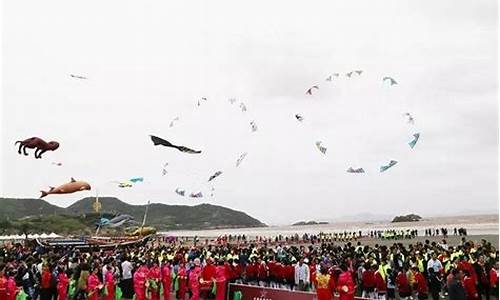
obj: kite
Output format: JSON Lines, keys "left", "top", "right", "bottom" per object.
{"left": 169, "top": 117, "right": 179, "bottom": 128}
{"left": 190, "top": 191, "right": 203, "bottom": 198}
{"left": 197, "top": 97, "right": 208, "bottom": 107}
{"left": 162, "top": 163, "right": 168, "bottom": 176}
{"left": 355, "top": 70, "right": 363, "bottom": 75}
{"left": 130, "top": 177, "right": 144, "bottom": 183}
{"left": 70, "top": 74, "right": 87, "bottom": 80}
{"left": 118, "top": 182, "right": 133, "bottom": 188}
{"left": 383, "top": 77, "right": 398, "bottom": 85}
{"left": 326, "top": 73, "right": 339, "bottom": 81}
{"left": 346, "top": 72, "right": 353, "bottom": 78}
{"left": 380, "top": 160, "right": 398, "bottom": 173}
{"left": 250, "top": 121, "right": 258, "bottom": 132}
{"left": 208, "top": 171, "right": 223, "bottom": 182}
{"left": 175, "top": 188, "right": 186, "bottom": 196}
{"left": 240, "top": 103, "right": 247, "bottom": 112}
{"left": 306, "top": 85, "right": 319, "bottom": 95}
{"left": 347, "top": 167, "right": 365, "bottom": 174}
{"left": 52, "top": 162, "right": 62, "bottom": 166}
{"left": 40, "top": 177, "right": 91, "bottom": 198}
{"left": 15, "top": 137, "right": 60, "bottom": 159}
{"left": 408, "top": 133, "right": 420, "bottom": 149}
{"left": 97, "top": 218, "right": 110, "bottom": 226}
{"left": 150, "top": 135, "right": 201, "bottom": 154}
{"left": 106, "top": 214, "right": 135, "bottom": 227}
{"left": 236, "top": 152, "right": 248, "bottom": 167}
{"left": 295, "top": 114, "right": 304, "bottom": 122}
{"left": 403, "top": 113, "right": 415, "bottom": 124}
{"left": 315, "top": 141, "right": 327, "bottom": 154}
{"left": 228, "top": 98, "right": 237, "bottom": 104}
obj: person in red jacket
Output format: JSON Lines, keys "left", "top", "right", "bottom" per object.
{"left": 134, "top": 263, "right": 149, "bottom": 300}
{"left": 57, "top": 267, "right": 70, "bottom": 300}
{"left": 0, "top": 266, "right": 7, "bottom": 300}
{"left": 337, "top": 264, "right": 355, "bottom": 300}
{"left": 200, "top": 258, "right": 215, "bottom": 297}
{"left": 161, "top": 260, "right": 172, "bottom": 300}
{"left": 396, "top": 267, "right": 411, "bottom": 299}
{"left": 490, "top": 263, "right": 498, "bottom": 298}
{"left": 256, "top": 258, "right": 268, "bottom": 287}
{"left": 148, "top": 262, "right": 161, "bottom": 300}
{"left": 215, "top": 260, "right": 228, "bottom": 300}
{"left": 463, "top": 270, "right": 480, "bottom": 300}
{"left": 6, "top": 270, "right": 18, "bottom": 300}
{"left": 245, "top": 259, "right": 257, "bottom": 285}
{"left": 413, "top": 266, "right": 428, "bottom": 300}
{"left": 87, "top": 266, "right": 103, "bottom": 300}
{"left": 362, "top": 264, "right": 376, "bottom": 298}
{"left": 374, "top": 265, "right": 386, "bottom": 299}
{"left": 103, "top": 266, "right": 115, "bottom": 300}
{"left": 284, "top": 261, "right": 295, "bottom": 290}
{"left": 40, "top": 265, "right": 52, "bottom": 300}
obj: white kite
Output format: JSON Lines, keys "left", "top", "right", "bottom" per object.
{"left": 236, "top": 152, "right": 248, "bottom": 167}
{"left": 315, "top": 141, "right": 327, "bottom": 155}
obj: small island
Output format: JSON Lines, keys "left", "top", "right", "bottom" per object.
{"left": 292, "top": 220, "right": 329, "bottom": 226}
{"left": 391, "top": 214, "right": 422, "bottom": 223}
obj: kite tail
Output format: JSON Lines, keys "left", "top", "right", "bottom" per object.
{"left": 40, "top": 190, "right": 49, "bottom": 198}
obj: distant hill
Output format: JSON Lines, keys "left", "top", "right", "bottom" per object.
{"left": 292, "top": 220, "right": 329, "bottom": 226}
{"left": 0, "top": 197, "right": 266, "bottom": 234}
{"left": 392, "top": 214, "right": 422, "bottom": 223}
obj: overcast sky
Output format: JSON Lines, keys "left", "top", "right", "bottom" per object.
{"left": 1, "top": 0, "right": 498, "bottom": 225}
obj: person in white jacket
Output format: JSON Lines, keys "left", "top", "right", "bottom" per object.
{"left": 295, "top": 258, "right": 310, "bottom": 291}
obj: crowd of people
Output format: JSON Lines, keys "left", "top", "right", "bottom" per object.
{"left": 0, "top": 231, "right": 497, "bottom": 300}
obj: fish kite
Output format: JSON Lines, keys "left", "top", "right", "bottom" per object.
{"left": 315, "top": 141, "right": 327, "bottom": 154}
{"left": 208, "top": 171, "right": 223, "bottom": 182}
{"left": 380, "top": 160, "right": 398, "bottom": 173}
{"left": 347, "top": 167, "right": 365, "bottom": 174}
{"left": 70, "top": 74, "right": 87, "bottom": 80}
{"left": 250, "top": 121, "right": 258, "bottom": 132}
{"left": 355, "top": 70, "right": 363, "bottom": 75}
{"left": 403, "top": 113, "right": 414, "bottom": 124}
{"left": 118, "top": 182, "right": 133, "bottom": 188}
{"left": 15, "top": 137, "right": 60, "bottom": 159}
{"left": 150, "top": 135, "right": 201, "bottom": 154}
{"left": 162, "top": 163, "right": 168, "bottom": 176}
{"left": 228, "top": 98, "right": 237, "bottom": 104}
{"left": 175, "top": 188, "right": 186, "bottom": 196}
{"left": 129, "top": 177, "right": 144, "bottom": 183}
{"left": 408, "top": 133, "right": 420, "bottom": 149}
{"left": 383, "top": 77, "right": 398, "bottom": 85}
{"left": 240, "top": 103, "right": 247, "bottom": 112}
{"left": 190, "top": 191, "right": 203, "bottom": 198}
{"left": 169, "top": 117, "right": 179, "bottom": 128}
{"left": 306, "top": 85, "right": 319, "bottom": 95}
{"left": 295, "top": 114, "right": 304, "bottom": 122}
{"left": 40, "top": 177, "right": 91, "bottom": 198}
{"left": 236, "top": 152, "right": 248, "bottom": 167}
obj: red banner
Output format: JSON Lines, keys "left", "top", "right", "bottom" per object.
{"left": 228, "top": 283, "right": 317, "bottom": 300}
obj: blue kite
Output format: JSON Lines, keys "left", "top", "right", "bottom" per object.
{"left": 408, "top": 133, "right": 420, "bottom": 149}
{"left": 129, "top": 177, "right": 144, "bottom": 183}
{"left": 380, "top": 160, "right": 398, "bottom": 173}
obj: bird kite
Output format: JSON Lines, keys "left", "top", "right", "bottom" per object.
{"left": 326, "top": 73, "right": 339, "bottom": 81}
{"left": 347, "top": 167, "right": 365, "bottom": 174}
{"left": 51, "top": 162, "right": 62, "bottom": 166}
{"left": 346, "top": 72, "right": 353, "bottom": 78}
{"left": 408, "top": 133, "right": 420, "bottom": 149}
{"left": 150, "top": 135, "right": 201, "bottom": 154}
{"left": 383, "top": 77, "right": 398, "bottom": 85}
{"left": 355, "top": 70, "right": 363, "bottom": 75}
{"left": 70, "top": 74, "right": 87, "bottom": 80}
{"left": 228, "top": 98, "right": 237, "bottom": 104}
{"left": 306, "top": 85, "right": 319, "bottom": 95}
{"left": 380, "top": 160, "right": 398, "bottom": 173}
{"left": 250, "top": 121, "right": 258, "bottom": 132}
{"left": 295, "top": 114, "right": 304, "bottom": 122}
{"left": 403, "top": 113, "right": 415, "bottom": 124}
{"left": 208, "top": 171, "right": 223, "bottom": 182}
{"left": 190, "top": 191, "right": 203, "bottom": 198}
{"left": 40, "top": 177, "right": 91, "bottom": 198}
{"left": 197, "top": 97, "right": 208, "bottom": 107}
{"left": 240, "top": 103, "right": 247, "bottom": 112}
{"left": 175, "top": 188, "right": 186, "bottom": 196}
{"left": 162, "top": 163, "right": 168, "bottom": 176}
{"left": 315, "top": 141, "right": 327, "bottom": 154}
{"left": 169, "top": 117, "right": 179, "bottom": 128}
{"left": 15, "top": 137, "right": 60, "bottom": 159}
{"left": 236, "top": 152, "right": 248, "bottom": 167}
